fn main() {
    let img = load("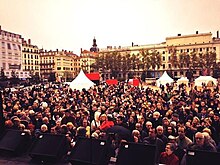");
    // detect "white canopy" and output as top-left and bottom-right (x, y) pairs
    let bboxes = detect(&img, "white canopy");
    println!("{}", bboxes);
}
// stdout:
(156, 71), (174, 87)
(177, 77), (189, 86)
(69, 70), (95, 91)
(194, 76), (218, 87)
